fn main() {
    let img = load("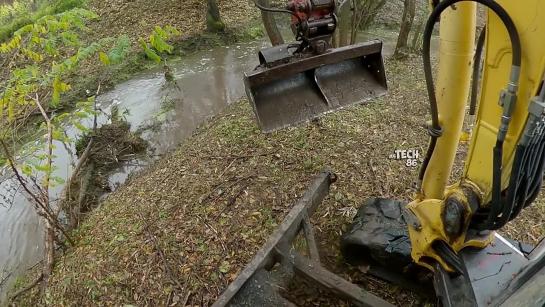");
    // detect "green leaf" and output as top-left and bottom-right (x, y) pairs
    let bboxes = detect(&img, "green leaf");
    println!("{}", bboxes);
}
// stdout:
(52, 176), (65, 184)
(52, 129), (64, 141)
(72, 121), (89, 132)
(107, 35), (130, 64)
(219, 261), (231, 274)
(34, 164), (51, 173)
(75, 111), (89, 119)
(150, 31), (173, 54)
(98, 51), (110, 65)
(22, 164), (32, 176)
(139, 38), (161, 63)
(164, 25), (181, 37)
